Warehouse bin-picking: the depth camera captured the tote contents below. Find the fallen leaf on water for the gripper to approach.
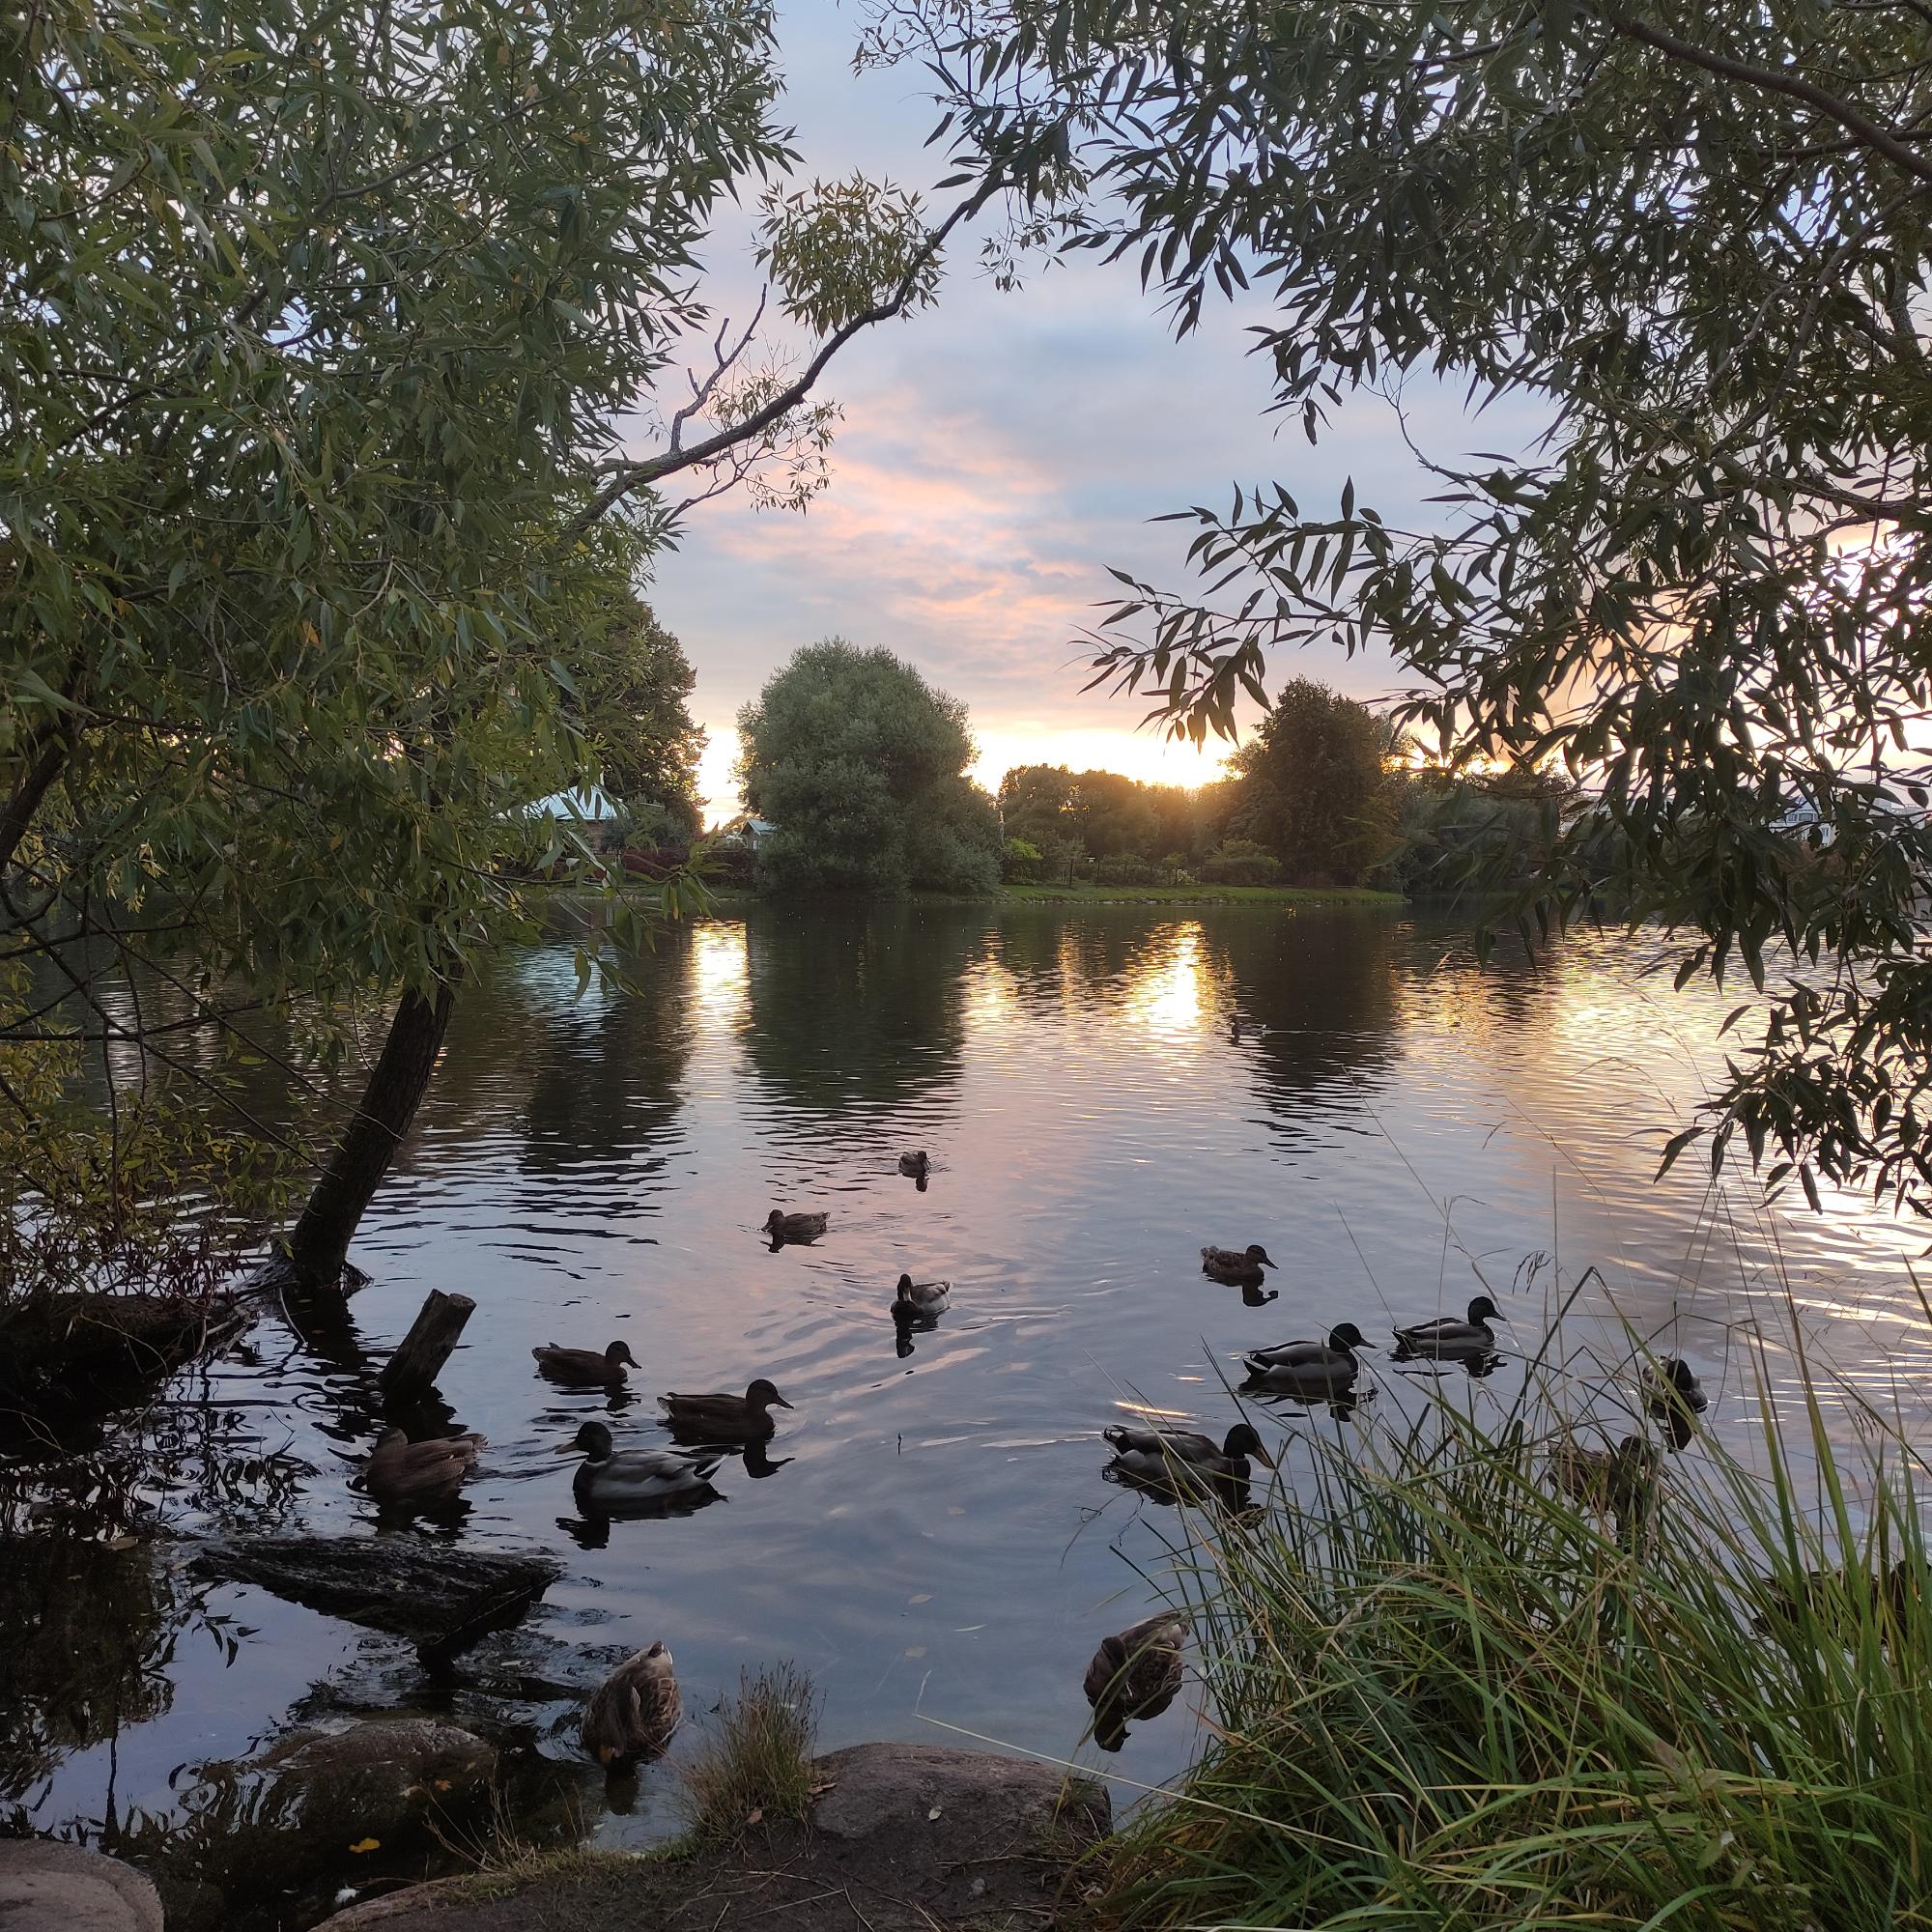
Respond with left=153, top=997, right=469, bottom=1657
left=348, top=1838, right=381, bottom=1855
left=908, top=1593, right=932, bottom=1605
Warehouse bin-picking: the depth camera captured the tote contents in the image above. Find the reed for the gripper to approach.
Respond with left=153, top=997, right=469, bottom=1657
left=676, top=1662, right=822, bottom=1843
left=1103, top=1324, right=1932, bottom=1931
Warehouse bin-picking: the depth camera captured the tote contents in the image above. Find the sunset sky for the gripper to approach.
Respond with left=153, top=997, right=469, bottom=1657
left=641, top=3, right=1528, bottom=821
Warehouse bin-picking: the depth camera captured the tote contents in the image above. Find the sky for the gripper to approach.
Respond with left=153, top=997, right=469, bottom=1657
left=639, top=2, right=1513, bottom=821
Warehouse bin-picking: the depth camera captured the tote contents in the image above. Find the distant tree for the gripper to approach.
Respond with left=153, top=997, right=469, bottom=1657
left=1066, top=770, right=1161, bottom=859
left=998, top=765, right=1075, bottom=848
left=738, top=641, right=1001, bottom=894
left=575, top=596, right=706, bottom=838
left=1233, top=680, right=1393, bottom=885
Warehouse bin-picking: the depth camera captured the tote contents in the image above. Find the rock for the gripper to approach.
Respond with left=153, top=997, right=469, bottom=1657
left=189, top=1536, right=562, bottom=1651
left=0, top=1839, right=163, bottom=1932
left=254, top=1717, right=498, bottom=1836
left=811, top=1740, right=1111, bottom=1851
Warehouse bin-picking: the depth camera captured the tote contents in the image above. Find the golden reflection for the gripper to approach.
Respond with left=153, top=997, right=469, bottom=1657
left=1111, top=1399, right=1196, bottom=1420
left=688, top=921, right=748, bottom=1026
left=1120, top=923, right=1217, bottom=1044
left=960, top=957, right=1018, bottom=1035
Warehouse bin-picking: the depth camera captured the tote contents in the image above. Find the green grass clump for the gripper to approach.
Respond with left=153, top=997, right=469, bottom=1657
left=677, top=1662, right=822, bottom=1843
left=1107, top=1344, right=1932, bottom=1931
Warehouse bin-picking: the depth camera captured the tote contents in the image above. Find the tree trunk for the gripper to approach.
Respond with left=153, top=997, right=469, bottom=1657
left=286, top=980, right=458, bottom=1288
left=379, top=1289, right=475, bottom=1399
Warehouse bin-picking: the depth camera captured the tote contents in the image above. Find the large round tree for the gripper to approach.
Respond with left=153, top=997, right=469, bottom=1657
left=736, top=640, right=1001, bottom=894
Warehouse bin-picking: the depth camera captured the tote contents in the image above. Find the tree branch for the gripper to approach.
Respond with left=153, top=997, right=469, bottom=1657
left=571, top=165, right=1012, bottom=533
left=1599, top=7, right=1932, bottom=186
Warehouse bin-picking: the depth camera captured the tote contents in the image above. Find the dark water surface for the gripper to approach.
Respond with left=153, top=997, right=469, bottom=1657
left=7, top=902, right=1929, bottom=1918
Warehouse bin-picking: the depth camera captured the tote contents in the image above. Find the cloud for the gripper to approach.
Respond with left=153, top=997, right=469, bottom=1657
left=644, top=2, right=1548, bottom=801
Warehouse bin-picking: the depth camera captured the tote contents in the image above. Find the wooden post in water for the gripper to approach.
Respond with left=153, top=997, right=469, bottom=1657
left=380, top=1289, right=474, bottom=1397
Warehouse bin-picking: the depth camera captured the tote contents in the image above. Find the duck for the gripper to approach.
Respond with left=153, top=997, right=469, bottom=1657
left=765, top=1208, right=828, bottom=1245
left=1084, top=1610, right=1187, bottom=1751
left=891, top=1272, right=951, bottom=1320
left=659, top=1378, right=793, bottom=1442
left=1391, top=1295, right=1508, bottom=1363
left=1242, top=1323, right=1373, bottom=1398
left=1102, top=1419, right=1275, bottom=1478
left=559, top=1421, right=723, bottom=1511
left=1201, top=1243, right=1276, bottom=1285
left=361, top=1427, right=484, bottom=1509
left=1104, top=1454, right=1256, bottom=1514
left=532, top=1339, right=637, bottom=1386
left=898, top=1151, right=930, bottom=1179
left=1644, top=1356, right=1709, bottom=1449
left=581, top=1640, right=681, bottom=1769
left=1550, top=1433, right=1659, bottom=1513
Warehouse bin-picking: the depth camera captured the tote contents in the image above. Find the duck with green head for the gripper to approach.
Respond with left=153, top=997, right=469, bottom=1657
left=1243, top=1323, right=1373, bottom=1398
left=559, top=1421, right=722, bottom=1510
left=1391, top=1295, right=1508, bottom=1363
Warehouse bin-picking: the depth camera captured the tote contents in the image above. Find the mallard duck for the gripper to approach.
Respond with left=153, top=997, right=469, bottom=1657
left=898, top=1151, right=930, bottom=1179
left=765, top=1208, right=827, bottom=1244
left=1201, top=1243, right=1276, bottom=1285
left=559, top=1421, right=722, bottom=1510
left=1551, top=1433, right=1659, bottom=1512
left=581, top=1640, right=680, bottom=1769
left=1243, top=1323, right=1373, bottom=1397
left=1761, top=1559, right=1926, bottom=1640
left=1645, top=1356, right=1708, bottom=1449
left=1104, top=1455, right=1255, bottom=1513
left=1391, top=1295, right=1508, bottom=1362
left=532, top=1339, right=637, bottom=1386
left=659, top=1378, right=792, bottom=1442
left=891, top=1272, right=951, bottom=1320
left=1102, top=1420, right=1275, bottom=1477
left=1084, top=1610, right=1186, bottom=1752
left=361, top=1427, right=484, bottom=1509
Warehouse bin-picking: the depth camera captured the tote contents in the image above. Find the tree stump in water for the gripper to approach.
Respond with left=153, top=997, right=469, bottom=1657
left=378, top=1290, right=474, bottom=1397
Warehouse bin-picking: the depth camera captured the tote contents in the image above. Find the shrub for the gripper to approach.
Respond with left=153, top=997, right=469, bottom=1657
left=1094, top=853, right=1157, bottom=886
left=1198, top=839, right=1281, bottom=886
left=619, top=844, right=689, bottom=880
left=1002, top=836, right=1046, bottom=883
left=693, top=838, right=754, bottom=888
left=677, top=1663, right=821, bottom=1842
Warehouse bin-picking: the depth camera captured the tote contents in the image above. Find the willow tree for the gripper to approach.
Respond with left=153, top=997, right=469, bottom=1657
left=903, top=0, right=1932, bottom=1210
left=4, top=0, right=1009, bottom=1292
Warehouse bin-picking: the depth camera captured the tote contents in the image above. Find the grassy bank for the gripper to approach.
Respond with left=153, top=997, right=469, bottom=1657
left=1103, top=1335, right=1932, bottom=1932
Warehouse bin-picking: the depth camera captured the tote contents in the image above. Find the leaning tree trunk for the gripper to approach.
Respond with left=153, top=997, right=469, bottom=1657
left=285, top=980, right=459, bottom=1288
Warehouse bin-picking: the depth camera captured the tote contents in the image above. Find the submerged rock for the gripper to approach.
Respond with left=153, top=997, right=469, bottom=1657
left=0, top=1838, right=163, bottom=1932
left=190, top=1536, right=562, bottom=1651
left=255, top=1717, right=498, bottom=1833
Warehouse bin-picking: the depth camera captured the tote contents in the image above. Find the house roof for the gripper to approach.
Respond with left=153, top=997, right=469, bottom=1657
left=526, top=785, right=621, bottom=821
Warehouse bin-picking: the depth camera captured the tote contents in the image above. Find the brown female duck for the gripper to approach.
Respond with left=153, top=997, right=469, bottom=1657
left=361, top=1427, right=484, bottom=1509
left=765, top=1209, right=828, bottom=1245
left=1084, top=1610, right=1187, bottom=1751
left=532, top=1339, right=637, bottom=1386
left=581, top=1640, right=680, bottom=1768
left=659, top=1378, right=793, bottom=1442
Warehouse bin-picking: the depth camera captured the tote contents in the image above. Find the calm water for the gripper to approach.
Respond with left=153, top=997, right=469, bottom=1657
left=7, top=902, right=1931, bottom=1917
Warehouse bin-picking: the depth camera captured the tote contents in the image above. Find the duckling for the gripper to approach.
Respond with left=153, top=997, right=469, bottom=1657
left=659, top=1378, right=792, bottom=1442
left=1644, top=1356, right=1709, bottom=1450
left=765, top=1208, right=828, bottom=1245
left=898, top=1151, right=930, bottom=1179
left=890, top=1272, right=951, bottom=1320
left=1550, top=1433, right=1659, bottom=1513
left=1391, top=1295, right=1508, bottom=1363
left=559, top=1421, right=721, bottom=1511
left=1243, top=1323, right=1373, bottom=1398
left=1201, top=1243, right=1276, bottom=1285
left=581, top=1640, right=680, bottom=1769
left=361, top=1427, right=484, bottom=1510
left=1102, top=1420, right=1275, bottom=1478
left=532, top=1339, right=637, bottom=1386
left=1084, top=1610, right=1187, bottom=1752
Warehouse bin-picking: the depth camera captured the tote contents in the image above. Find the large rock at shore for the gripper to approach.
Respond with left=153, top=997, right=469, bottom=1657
left=311, top=1741, right=1112, bottom=1932
left=190, top=1536, right=562, bottom=1650
left=0, top=1839, right=163, bottom=1932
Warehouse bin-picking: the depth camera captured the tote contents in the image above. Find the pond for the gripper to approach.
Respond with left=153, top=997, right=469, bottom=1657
left=6, top=901, right=1929, bottom=1924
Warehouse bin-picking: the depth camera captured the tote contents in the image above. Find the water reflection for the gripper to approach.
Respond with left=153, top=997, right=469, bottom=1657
left=12, top=902, right=1932, bottom=1924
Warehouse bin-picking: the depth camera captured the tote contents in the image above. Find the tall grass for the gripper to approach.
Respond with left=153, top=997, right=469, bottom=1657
left=676, top=1662, right=821, bottom=1842
left=1105, top=1329, right=1932, bottom=1930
